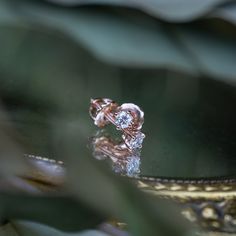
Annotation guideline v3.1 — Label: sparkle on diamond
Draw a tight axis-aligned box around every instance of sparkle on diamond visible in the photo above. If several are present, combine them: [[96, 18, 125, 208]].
[[115, 111, 133, 129], [112, 157, 140, 177], [126, 157, 140, 177], [129, 132, 145, 149]]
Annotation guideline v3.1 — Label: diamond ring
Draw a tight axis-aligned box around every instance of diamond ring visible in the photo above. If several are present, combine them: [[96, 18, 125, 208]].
[[89, 98, 145, 151]]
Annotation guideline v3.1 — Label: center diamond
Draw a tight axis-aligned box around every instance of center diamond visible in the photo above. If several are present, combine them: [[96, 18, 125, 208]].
[[115, 111, 133, 129]]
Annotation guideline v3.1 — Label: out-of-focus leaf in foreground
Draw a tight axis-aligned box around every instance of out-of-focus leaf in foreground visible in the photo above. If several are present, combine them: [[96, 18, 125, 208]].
[[47, 0, 227, 22], [0, 0, 236, 82], [0, 105, 29, 179], [1, 221, 109, 236], [59, 125, 192, 236], [0, 193, 105, 232]]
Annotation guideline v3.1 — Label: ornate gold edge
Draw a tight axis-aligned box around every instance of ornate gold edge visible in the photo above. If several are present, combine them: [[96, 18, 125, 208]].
[[23, 155, 236, 233], [135, 176, 236, 233]]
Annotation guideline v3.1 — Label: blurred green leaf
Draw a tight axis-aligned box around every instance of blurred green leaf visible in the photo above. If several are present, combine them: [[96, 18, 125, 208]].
[[1, 1, 236, 82], [213, 3, 236, 25], [0, 221, 109, 236], [58, 125, 191, 236], [47, 0, 227, 22], [173, 26, 236, 82], [0, 223, 18, 236], [8, 221, 109, 236], [0, 193, 105, 231], [0, 1, 197, 73], [0, 106, 30, 179]]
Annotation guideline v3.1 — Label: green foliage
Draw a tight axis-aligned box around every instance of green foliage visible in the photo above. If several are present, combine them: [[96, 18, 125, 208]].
[[0, 194, 104, 231], [0, 221, 109, 236], [1, 0, 236, 81]]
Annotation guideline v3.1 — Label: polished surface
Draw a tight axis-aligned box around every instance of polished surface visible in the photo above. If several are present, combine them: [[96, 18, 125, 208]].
[[1, 47, 235, 178]]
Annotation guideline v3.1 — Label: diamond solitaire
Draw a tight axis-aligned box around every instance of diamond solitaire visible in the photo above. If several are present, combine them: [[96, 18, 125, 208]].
[[115, 111, 133, 129]]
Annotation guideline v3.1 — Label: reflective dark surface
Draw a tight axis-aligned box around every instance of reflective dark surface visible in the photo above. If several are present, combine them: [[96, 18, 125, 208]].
[[0, 31, 236, 178]]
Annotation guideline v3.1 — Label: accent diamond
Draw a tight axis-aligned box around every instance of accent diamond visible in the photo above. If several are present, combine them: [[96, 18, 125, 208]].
[[129, 132, 145, 149], [126, 157, 140, 177], [112, 156, 140, 177]]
